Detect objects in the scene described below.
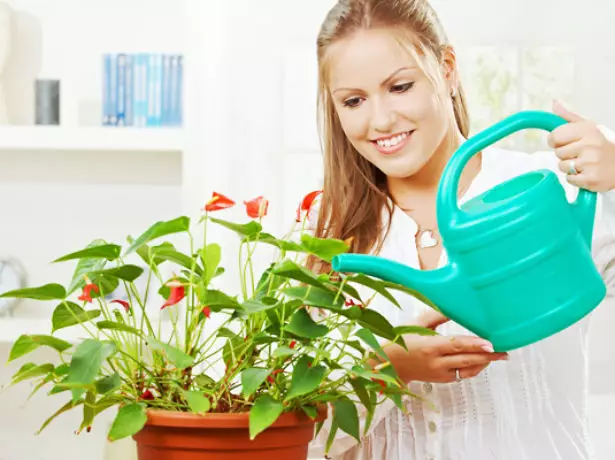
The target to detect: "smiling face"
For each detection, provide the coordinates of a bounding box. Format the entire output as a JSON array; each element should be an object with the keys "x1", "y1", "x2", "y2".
[{"x1": 326, "y1": 28, "x2": 457, "y2": 180}]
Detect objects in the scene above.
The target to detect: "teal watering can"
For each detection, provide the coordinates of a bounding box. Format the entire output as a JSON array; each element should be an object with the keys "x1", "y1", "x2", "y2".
[{"x1": 332, "y1": 111, "x2": 607, "y2": 352}]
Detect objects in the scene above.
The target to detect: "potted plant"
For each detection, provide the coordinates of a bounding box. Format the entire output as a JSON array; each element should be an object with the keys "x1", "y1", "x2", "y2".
[{"x1": 0, "y1": 191, "x2": 433, "y2": 460}]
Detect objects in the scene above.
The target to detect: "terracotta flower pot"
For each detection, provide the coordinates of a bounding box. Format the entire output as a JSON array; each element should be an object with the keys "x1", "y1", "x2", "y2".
[{"x1": 132, "y1": 406, "x2": 328, "y2": 460}]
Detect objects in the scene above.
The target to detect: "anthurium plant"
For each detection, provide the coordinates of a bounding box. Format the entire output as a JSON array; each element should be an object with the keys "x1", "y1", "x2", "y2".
[{"x1": 0, "y1": 191, "x2": 434, "y2": 452}]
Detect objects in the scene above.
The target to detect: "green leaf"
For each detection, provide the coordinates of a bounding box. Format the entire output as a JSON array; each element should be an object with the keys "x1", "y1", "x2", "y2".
[
  {"x1": 332, "y1": 398, "x2": 360, "y2": 442},
  {"x1": 0, "y1": 283, "x2": 66, "y2": 300},
  {"x1": 272, "y1": 346, "x2": 295, "y2": 359},
  {"x1": 300, "y1": 234, "x2": 349, "y2": 262},
  {"x1": 349, "y1": 378, "x2": 372, "y2": 413},
  {"x1": 282, "y1": 286, "x2": 344, "y2": 309},
  {"x1": 356, "y1": 309, "x2": 396, "y2": 340},
  {"x1": 95, "y1": 373, "x2": 121, "y2": 394},
  {"x1": 350, "y1": 366, "x2": 400, "y2": 386},
  {"x1": 208, "y1": 217, "x2": 262, "y2": 237},
  {"x1": 80, "y1": 391, "x2": 96, "y2": 433},
  {"x1": 152, "y1": 246, "x2": 203, "y2": 276},
  {"x1": 216, "y1": 327, "x2": 237, "y2": 339},
  {"x1": 108, "y1": 403, "x2": 148, "y2": 441},
  {"x1": 125, "y1": 216, "x2": 191, "y2": 255},
  {"x1": 89, "y1": 265, "x2": 144, "y2": 282},
  {"x1": 148, "y1": 338, "x2": 194, "y2": 369},
  {"x1": 241, "y1": 298, "x2": 281, "y2": 315},
  {"x1": 285, "y1": 308, "x2": 329, "y2": 339},
  {"x1": 271, "y1": 259, "x2": 329, "y2": 290},
  {"x1": 393, "y1": 325, "x2": 438, "y2": 337},
  {"x1": 249, "y1": 395, "x2": 284, "y2": 440},
  {"x1": 380, "y1": 280, "x2": 439, "y2": 310},
  {"x1": 54, "y1": 244, "x2": 121, "y2": 263},
  {"x1": 249, "y1": 232, "x2": 305, "y2": 252},
  {"x1": 183, "y1": 390, "x2": 211, "y2": 414},
  {"x1": 347, "y1": 274, "x2": 400, "y2": 308},
  {"x1": 355, "y1": 328, "x2": 387, "y2": 361},
  {"x1": 222, "y1": 336, "x2": 251, "y2": 367},
  {"x1": 96, "y1": 321, "x2": 143, "y2": 337},
  {"x1": 66, "y1": 239, "x2": 108, "y2": 294},
  {"x1": 205, "y1": 290, "x2": 243, "y2": 311},
  {"x1": 286, "y1": 355, "x2": 326, "y2": 400},
  {"x1": 241, "y1": 368, "x2": 272, "y2": 398},
  {"x1": 302, "y1": 404, "x2": 319, "y2": 420},
  {"x1": 195, "y1": 374, "x2": 216, "y2": 388},
  {"x1": 9, "y1": 335, "x2": 72, "y2": 362},
  {"x1": 37, "y1": 399, "x2": 84, "y2": 435},
  {"x1": 202, "y1": 243, "x2": 221, "y2": 283},
  {"x1": 52, "y1": 302, "x2": 101, "y2": 332},
  {"x1": 66, "y1": 339, "x2": 117, "y2": 401},
  {"x1": 12, "y1": 363, "x2": 55, "y2": 384}
]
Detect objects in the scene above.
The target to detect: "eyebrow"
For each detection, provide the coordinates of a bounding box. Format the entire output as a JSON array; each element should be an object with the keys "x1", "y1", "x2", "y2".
[{"x1": 332, "y1": 66, "x2": 415, "y2": 94}]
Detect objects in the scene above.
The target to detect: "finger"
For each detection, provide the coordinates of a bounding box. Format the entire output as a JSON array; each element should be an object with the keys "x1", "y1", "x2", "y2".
[
  {"x1": 439, "y1": 352, "x2": 508, "y2": 371},
  {"x1": 558, "y1": 158, "x2": 585, "y2": 176},
  {"x1": 552, "y1": 99, "x2": 585, "y2": 123},
  {"x1": 554, "y1": 140, "x2": 584, "y2": 160},
  {"x1": 417, "y1": 309, "x2": 449, "y2": 330},
  {"x1": 433, "y1": 335, "x2": 495, "y2": 355},
  {"x1": 566, "y1": 172, "x2": 591, "y2": 190},
  {"x1": 457, "y1": 363, "x2": 490, "y2": 379},
  {"x1": 547, "y1": 122, "x2": 588, "y2": 149}
]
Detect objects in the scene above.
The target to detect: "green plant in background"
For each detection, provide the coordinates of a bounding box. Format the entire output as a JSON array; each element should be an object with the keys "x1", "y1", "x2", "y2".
[{"x1": 0, "y1": 190, "x2": 435, "y2": 452}]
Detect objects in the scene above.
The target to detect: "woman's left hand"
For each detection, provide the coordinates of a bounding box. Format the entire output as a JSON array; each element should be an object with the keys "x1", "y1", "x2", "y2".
[{"x1": 548, "y1": 100, "x2": 615, "y2": 192}]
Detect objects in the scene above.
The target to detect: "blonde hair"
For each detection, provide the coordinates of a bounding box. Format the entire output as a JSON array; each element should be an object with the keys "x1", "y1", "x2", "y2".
[{"x1": 312, "y1": 0, "x2": 470, "y2": 266}]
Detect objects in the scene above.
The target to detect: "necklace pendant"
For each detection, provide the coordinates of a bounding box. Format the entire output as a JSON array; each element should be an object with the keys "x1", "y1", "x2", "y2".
[{"x1": 418, "y1": 230, "x2": 438, "y2": 249}]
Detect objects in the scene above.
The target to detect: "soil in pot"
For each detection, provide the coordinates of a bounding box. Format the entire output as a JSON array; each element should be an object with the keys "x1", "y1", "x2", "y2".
[{"x1": 132, "y1": 406, "x2": 328, "y2": 460}]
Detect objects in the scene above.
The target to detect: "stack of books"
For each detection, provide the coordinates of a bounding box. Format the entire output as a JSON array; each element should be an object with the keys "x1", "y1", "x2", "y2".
[{"x1": 102, "y1": 53, "x2": 183, "y2": 128}]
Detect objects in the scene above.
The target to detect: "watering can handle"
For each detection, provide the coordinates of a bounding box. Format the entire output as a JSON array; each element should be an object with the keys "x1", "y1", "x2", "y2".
[{"x1": 438, "y1": 110, "x2": 596, "y2": 226}]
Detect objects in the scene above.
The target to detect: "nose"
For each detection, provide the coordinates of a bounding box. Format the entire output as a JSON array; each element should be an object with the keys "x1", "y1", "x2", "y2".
[{"x1": 370, "y1": 98, "x2": 397, "y2": 133}]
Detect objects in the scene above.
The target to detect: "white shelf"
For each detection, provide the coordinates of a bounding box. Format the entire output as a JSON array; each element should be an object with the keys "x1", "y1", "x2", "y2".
[{"x1": 0, "y1": 126, "x2": 184, "y2": 153}]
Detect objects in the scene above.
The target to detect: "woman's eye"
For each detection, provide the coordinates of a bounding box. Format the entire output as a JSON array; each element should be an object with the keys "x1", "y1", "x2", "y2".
[
  {"x1": 391, "y1": 82, "x2": 414, "y2": 93},
  {"x1": 343, "y1": 97, "x2": 363, "y2": 108}
]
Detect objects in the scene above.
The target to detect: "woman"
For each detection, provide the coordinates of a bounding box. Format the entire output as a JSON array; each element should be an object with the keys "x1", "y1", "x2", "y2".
[{"x1": 308, "y1": 0, "x2": 615, "y2": 459}]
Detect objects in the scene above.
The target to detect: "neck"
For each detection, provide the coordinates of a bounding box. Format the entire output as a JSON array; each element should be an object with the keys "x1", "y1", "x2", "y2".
[{"x1": 388, "y1": 129, "x2": 481, "y2": 210}]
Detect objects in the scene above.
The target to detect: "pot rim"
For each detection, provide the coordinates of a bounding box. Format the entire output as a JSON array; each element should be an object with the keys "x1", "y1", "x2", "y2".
[{"x1": 143, "y1": 404, "x2": 328, "y2": 429}]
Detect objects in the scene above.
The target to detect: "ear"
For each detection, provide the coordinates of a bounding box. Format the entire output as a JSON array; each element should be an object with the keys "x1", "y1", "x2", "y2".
[{"x1": 441, "y1": 45, "x2": 459, "y2": 96}]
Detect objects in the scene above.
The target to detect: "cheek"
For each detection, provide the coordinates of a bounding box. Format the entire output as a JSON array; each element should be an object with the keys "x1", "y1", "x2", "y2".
[{"x1": 336, "y1": 107, "x2": 368, "y2": 141}]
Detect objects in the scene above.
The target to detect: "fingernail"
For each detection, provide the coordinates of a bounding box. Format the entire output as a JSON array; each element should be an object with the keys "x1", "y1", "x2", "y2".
[{"x1": 481, "y1": 344, "x2": 494, "y2": 353}]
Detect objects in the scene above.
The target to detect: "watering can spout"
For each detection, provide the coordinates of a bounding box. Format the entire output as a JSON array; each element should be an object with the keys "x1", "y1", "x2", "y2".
[{"x1": 332, "y1": 254, "x2": 487, "y2": 336}]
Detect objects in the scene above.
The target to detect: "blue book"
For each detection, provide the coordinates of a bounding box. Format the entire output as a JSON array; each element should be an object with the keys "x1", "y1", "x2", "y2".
[
  {"x1": 108, "y1": 54, "x2": 118, "y2": 126},
  {"x1": 161, "y1": 55, "x2": 172, "y2": 126},
  {"x1": 133, "y1": 53, "x2": 148, "y2": 128},
  {"x1": 116, "y1": 54, "x2": 127, "y2": 126},
  {"x1": 102, "y1": 54, "x2": 112, "y2": 125},
  {"x1": 125, "y1": 54, "x2": 134, "y2": 126}
]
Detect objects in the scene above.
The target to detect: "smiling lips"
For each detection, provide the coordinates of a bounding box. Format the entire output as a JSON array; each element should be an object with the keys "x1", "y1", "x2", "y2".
[{"x1": 372, "y1": 130, "x2": 414, "y2": 154}]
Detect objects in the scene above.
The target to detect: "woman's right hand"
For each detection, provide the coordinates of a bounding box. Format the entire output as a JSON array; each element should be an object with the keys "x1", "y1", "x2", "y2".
[{"x1": 381, "y1": 310, "x2": 508, "y2": 384}]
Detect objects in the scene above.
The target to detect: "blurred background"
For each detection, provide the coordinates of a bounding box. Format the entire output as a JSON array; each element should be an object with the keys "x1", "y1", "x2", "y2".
[{"x1": 0, "y1": 0, "x2": 614, "y2": 458}]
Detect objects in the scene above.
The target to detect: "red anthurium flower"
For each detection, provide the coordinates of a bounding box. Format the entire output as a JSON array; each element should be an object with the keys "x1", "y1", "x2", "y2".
[
  {"x1": 204, "y1": 192, "x2": 235, "y2": 212},
  {"x1": 161, "y1": 281, "x2": 186, "y2": 310},
  {"x1": 371, "y1": 378, "x2": 387, "y2": 394},
  {"x1": 289, "y1": 340, "x2": 297, "y2": 349},
  {"x1": 140, "y1": 389, "x2": 155, "y2": 400},
  {"x1": 78, "y1": 283, "x2": 99, "y2": 303},
  {"x1": 345, "y1": 298, "x2": 357, "y2": 307},
  {"x1": 267, "y1": 369, "x2": 284, "y2": 384},
  {"x1": 202, "y1": 306, "x2": 211, "y2": 319},
  {"x1": 296, "y1": 190, "x2": 323, "y2": 222},
  {"x1": 111, "y1": 299, "x2": 130, "y2": 313},
  {"x1": 244, "y1": 196, "x2": 269, "y2": 219}
]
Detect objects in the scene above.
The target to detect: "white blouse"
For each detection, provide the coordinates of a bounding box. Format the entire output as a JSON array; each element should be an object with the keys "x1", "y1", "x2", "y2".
[{"x1": 308, "y1": 144, "x2": 615, "y2": 460}]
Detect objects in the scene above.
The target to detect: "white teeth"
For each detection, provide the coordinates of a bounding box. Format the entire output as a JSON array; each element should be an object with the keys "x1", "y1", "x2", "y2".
[{"x1": 376, "y1": 132, "x2": 409, "y2": 148}]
